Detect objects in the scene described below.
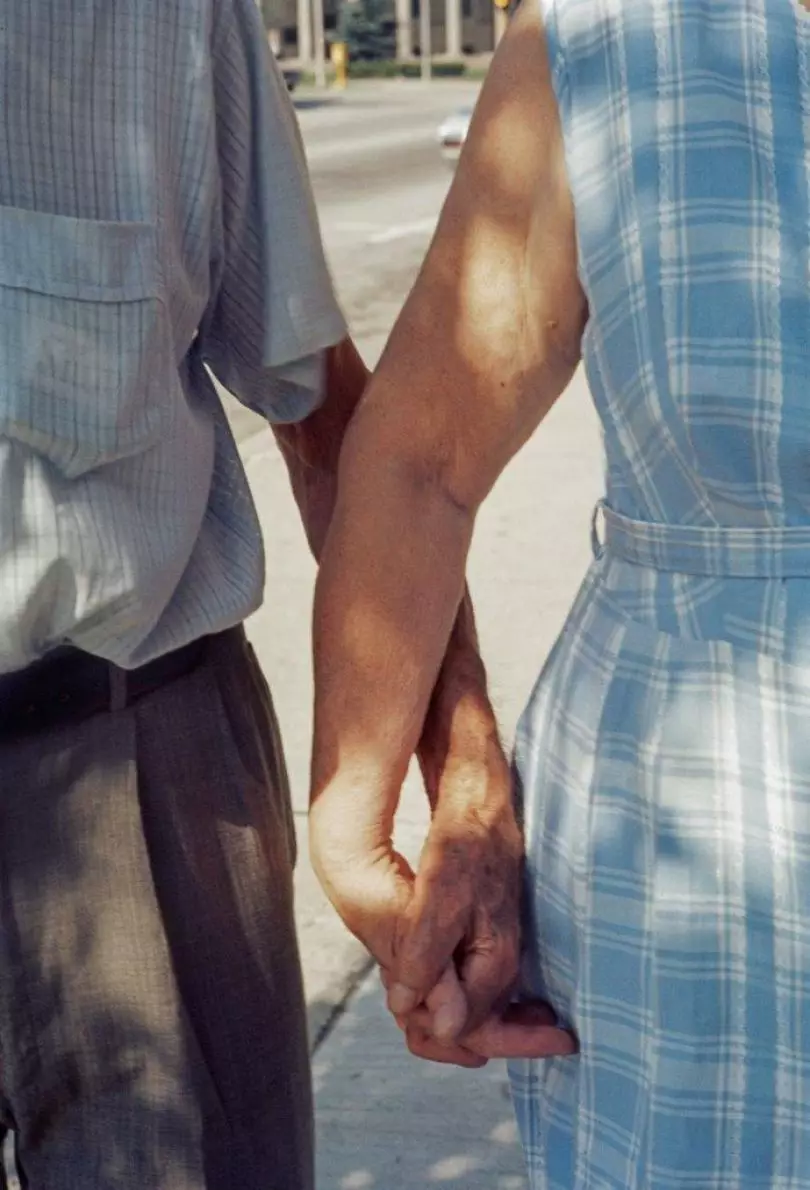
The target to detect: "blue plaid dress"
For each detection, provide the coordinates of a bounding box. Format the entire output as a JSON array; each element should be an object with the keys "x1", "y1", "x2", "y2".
[{"x1": 509, "y1": 2, "x2": 810, "y2": 1186}]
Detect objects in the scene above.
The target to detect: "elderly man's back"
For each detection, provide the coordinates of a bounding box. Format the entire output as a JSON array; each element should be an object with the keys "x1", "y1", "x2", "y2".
[
  {"x1": 0, "y1": 0, "x2": 343, "y2": 671},
  {"x1": 0, "y1": 2, "x2": 347, "y2": 1186}
]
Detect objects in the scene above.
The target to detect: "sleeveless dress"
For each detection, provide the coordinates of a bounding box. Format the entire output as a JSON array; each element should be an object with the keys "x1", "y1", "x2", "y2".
[{"x1": 509, "y1": 2, "x2": 810, "y2": 1186}]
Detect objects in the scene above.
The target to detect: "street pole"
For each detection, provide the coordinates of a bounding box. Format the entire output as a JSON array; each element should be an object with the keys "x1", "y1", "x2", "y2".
[
  {"x1": 445, "y1": 0, "x2": 461, "y2": 59},
  {"x1": 297, "y1": 0, "x2": 313, "y2": 68},
  {"x1": 493, "y1": 1, "x2": 508, "y2": 45},
  {"x1": 420, "y1": 0, "x2": 432, "y2": 80},
  {"x1": 395, "y1": 0, "x2": 412, "y2": 61},
  {"x1": 312, "y1": 0, "x2": 327, "y2": 86}
]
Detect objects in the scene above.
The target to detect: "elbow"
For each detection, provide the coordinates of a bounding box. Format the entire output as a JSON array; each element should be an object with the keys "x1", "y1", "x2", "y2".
[{"x1": 342, "y1": 426, "x2": 481, "y2": 538}]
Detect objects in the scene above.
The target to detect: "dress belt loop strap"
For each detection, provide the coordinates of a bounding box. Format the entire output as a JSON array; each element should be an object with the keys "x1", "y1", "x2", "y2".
[{"x1": 599, "y1": 504, "x2": 810, "y2": 578}]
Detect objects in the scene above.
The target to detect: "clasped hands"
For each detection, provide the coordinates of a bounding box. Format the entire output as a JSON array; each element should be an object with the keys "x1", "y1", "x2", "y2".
[{"x1": 310, "y1": 739, "x2": 577, "y2": 1068}]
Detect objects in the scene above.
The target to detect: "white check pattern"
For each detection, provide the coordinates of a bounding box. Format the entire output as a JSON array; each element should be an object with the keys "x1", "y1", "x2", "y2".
[
  {"x1": 510, "y1": 1, "x2": 810, "y2": 1186},
  {"x1": 0, "y1": 0, "x2": 345, "y2": 673}
]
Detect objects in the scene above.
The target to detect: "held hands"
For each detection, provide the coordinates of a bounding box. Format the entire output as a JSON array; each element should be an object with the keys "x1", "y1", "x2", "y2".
[
  {"x1": 381, "y1": 966, "x2": 575, "y2": 1067},
  {"x1": 310, "y1": 590, "x2": 576, "y2": 1066},
  {"x1": 309, "y1": 738, "x2": 577, "y2": 1067},
  {"x1": 381, "y1": 756, "x2": 576, "y2": 1066}
]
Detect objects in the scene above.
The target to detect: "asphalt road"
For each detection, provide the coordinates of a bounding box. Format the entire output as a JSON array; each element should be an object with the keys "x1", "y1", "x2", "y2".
[{"x1": 305, "y1": 81, "x2": 478, "y2": 350}]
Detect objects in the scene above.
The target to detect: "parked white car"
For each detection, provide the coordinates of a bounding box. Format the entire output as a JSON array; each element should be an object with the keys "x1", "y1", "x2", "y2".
[{"x1": 437, "y1": 108, "x2": 473, "y2": 167}]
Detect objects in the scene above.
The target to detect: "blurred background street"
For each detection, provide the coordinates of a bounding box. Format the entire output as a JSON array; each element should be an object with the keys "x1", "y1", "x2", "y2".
[{"x1": 226, "y1": 80, "x2": 602, "y2": 1189}]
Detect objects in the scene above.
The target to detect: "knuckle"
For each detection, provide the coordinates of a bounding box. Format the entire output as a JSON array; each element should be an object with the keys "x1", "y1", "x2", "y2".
[{"x1": 392, "y1": 946, "x2": 438, "y2": 992}]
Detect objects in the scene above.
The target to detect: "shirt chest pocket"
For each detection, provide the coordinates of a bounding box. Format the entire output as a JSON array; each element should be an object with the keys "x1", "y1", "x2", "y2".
[{"x1": 0, "y1": 206, "x2": 168, "y2": 478}]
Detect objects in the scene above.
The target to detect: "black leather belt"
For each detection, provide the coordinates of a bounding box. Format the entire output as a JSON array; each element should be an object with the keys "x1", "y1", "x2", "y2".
[{"x1": 0, "y1": 633, "x2": 218, "y2": 742}]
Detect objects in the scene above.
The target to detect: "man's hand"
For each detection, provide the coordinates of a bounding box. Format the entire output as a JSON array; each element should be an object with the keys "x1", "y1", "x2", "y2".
[
  {"x1": 387, "y1": 743, "x2": 523, "y2": 1041},
  {"x1": 311, "y1": 794, "x2": 577, "y2": 1067},
  {"x1": 383, "y1": 591, "x2": 522, "y2": 1040}
]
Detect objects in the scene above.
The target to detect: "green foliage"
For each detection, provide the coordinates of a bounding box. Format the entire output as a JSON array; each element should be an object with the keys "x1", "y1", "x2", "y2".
[
  {"x1": 345, "y1": 58, "x2": 468, "y2": 76},
  {"x1": 337, "y1": 0, "x2": 396, "y2": 61}
]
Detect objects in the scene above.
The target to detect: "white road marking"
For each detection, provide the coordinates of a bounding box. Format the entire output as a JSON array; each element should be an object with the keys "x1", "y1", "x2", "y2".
[
  {"x1": 367, "y1": 216, "x2": 438, "y2": 245},
  {"x1": 330, "y1": 220, "x2": 381, "y2": 234}
]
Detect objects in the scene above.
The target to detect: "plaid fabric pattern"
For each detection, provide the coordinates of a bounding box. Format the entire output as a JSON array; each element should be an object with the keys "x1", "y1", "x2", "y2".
[
  {"x1": 0, "y1": 0, "x2": 345, "y2": 674},
  {"x1": 510, "y1": 2, "x2": 810, "y2": 1185}
]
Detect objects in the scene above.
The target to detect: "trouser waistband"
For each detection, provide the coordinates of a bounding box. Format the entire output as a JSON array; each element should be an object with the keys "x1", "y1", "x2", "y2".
[{"x1": 0, "y1": 628, "x2": 242, "y2": 742}]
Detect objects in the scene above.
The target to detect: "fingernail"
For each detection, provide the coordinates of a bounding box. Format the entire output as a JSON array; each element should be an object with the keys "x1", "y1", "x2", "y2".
[
  {"x1": 433, "y1": 1003, "x2": 465, "y2": 1042},
  {"x1": 388, "y1": 983, "x2": 418, "y2": 1015}
]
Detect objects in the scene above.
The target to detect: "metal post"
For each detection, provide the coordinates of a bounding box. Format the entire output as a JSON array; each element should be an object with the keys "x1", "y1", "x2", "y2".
[
  {"x1": 396, "y1": 0, "x2": 412, "y2": 61},
  {"x1": 445, "y1": 0, "x2": 461, "y2": 59},
  {"x1": 420, "y1": 0, "x2": 432, "y2": 80},
  {"x1": 331, "y1": 39, "x2": 348, "y2": 87},
  {"x1": 297, "y1": 0, "x2": 313, "y2": 66},
  {"x1": 312, "y1": 0, "x2": 327, "y2": 86},
  {"x1": 493, "y1": 1, "x2": 508, "y2": 45}
]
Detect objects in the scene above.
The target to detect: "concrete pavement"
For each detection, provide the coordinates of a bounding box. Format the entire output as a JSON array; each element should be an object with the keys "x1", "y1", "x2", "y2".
[{"x1": 232, "y1": 81, "x2": 603, "y2": 1187}]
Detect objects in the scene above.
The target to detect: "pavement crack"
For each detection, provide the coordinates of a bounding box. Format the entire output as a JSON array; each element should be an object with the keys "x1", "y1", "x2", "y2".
[{"x1": 310, "y1": 956, "x2": 376, "y2": 1053}]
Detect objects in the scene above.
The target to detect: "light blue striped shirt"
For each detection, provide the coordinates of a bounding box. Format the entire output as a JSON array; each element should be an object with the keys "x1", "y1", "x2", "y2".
[{"x1": 0, "y1": 0, "x2": 346, "y2": 673}]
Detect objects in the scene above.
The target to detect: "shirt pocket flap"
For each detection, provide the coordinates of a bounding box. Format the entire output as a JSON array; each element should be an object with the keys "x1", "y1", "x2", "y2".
[
  {"x1": 0, "y1": 206, "x2": 157, "y2": 303},
  {"x1": 0, "y1": 207, "x2": 168, "y2": 476}
]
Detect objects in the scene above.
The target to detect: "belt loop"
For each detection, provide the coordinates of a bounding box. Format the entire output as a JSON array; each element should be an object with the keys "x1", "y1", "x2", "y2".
[
  {"x1": 591, "y1": 499, "x2": 606, "y2": 561},
  {"x1": 109, "y1": 664, "x2": 128, "y2": 713}
]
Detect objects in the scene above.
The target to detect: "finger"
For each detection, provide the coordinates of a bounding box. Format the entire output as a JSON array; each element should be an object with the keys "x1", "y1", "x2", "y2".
[
  {"x1": 405, "y1": 1024, "x2": 489, "y2": 1069},
  {"x1": 387, "y1": 981, "x2": 420, "y2": 1017},
  {"x1": 389, "y1": 954, "x2": 468, "y2": 1029},
  {"x1": 389, "y1": 849, "x2": 469, "y2": 1009},
  {"x1": 463, "y1": 1003, "x2": 578, "y2": 1060},
  {"x1": 402, "y1": 999, "x2": 573, "y2": 1050},
  {"x1": 457, "y1": 914, "x2": 520, "y2": 1034},
  {"x1": 424, "y1": 964, "x2": 469, "y2": 1042}
]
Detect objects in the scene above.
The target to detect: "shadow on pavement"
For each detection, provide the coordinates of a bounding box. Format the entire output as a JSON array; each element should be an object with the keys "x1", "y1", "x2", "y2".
[{"x1": 311, "y1": 974, "x2": 529, "y2": 1190}]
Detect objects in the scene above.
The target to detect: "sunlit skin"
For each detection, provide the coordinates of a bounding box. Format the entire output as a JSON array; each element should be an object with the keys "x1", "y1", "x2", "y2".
[
  {"x1": 275, "y1": 344, "x2": 542, "y2": 1059},
  {"x1": 310, "y1": 0, "x2": 588, "y2": 1066}
]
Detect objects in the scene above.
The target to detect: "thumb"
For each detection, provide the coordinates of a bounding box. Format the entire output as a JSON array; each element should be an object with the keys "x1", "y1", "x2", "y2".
[{"x1": 385, "y1": 964, "x2": 467, "y2": 1033}]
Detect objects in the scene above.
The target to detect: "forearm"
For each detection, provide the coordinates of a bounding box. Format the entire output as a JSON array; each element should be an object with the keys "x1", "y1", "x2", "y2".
[
  {"x1": 295, "y1": 453, "x2": 501, "y2": 823},
  {"x1": 273, "y1": 336, "x2": 370, "y2": 559},
  {"x1": 416, "y1": 588, "x2": 508, "y2": 812},
  {"x1": 275, "y1": 439, "x2": 337, "y2": 560},
  {"x1": 309, "y1": 448, "x2": 474, "y2": 871}
]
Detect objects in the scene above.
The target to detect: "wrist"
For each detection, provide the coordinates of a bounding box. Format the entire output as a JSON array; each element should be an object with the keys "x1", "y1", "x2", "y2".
[{"x1": 417, "y1": 643, "x2": 508, "y2": 807}]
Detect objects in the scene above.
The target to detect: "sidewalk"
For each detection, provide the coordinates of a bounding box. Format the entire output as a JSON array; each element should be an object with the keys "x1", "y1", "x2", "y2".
[{"x1": 313, "y1": 970, "x2": 527, "y2": 1190}]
